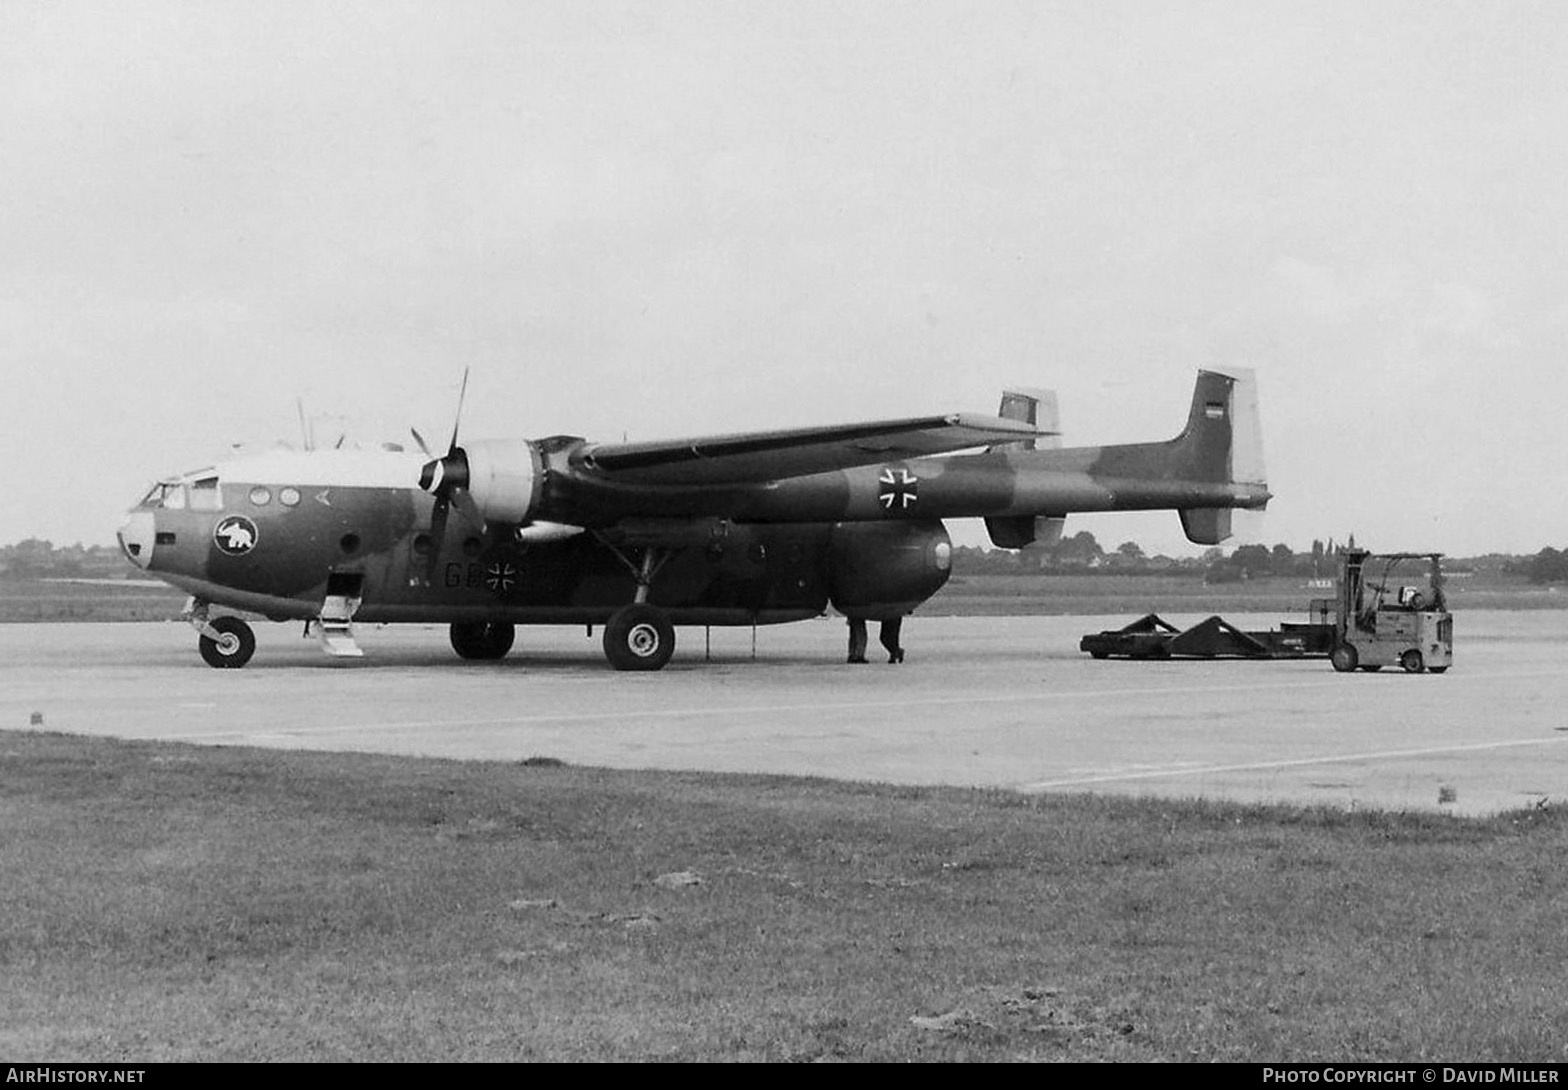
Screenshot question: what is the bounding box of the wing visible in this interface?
[578,413,1046,486]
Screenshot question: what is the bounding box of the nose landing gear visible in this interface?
[186,599,256,669]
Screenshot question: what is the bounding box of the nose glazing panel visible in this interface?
[117,510,156,569]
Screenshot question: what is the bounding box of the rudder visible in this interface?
[987,386,1066,548]
[1177,368,1268,545]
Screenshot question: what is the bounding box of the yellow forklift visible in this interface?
[1329,550,1453,674]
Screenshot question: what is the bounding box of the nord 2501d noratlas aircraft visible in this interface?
[117,369,1268,670]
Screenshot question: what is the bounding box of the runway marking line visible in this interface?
[1018,734,1568,790]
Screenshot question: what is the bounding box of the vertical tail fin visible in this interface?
[987,387,1066,548]
[990,387,1060,452]
[1176,368,1268,545]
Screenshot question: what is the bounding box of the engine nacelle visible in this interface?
[827,519,952,620]
[461,439,544,525]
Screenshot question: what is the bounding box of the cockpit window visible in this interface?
[141,472,220,511]
[189,476,222,512]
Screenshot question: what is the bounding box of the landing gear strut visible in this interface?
[597,541,677,671]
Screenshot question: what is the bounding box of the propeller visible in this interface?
[417,370,483,583]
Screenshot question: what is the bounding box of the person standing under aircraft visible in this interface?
[847,617,869,663]
[879,617,904,664]
[847,616,903,663]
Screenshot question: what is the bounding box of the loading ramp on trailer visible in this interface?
[1080,606,1335,661]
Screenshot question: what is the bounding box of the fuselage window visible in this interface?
[161,485,187,510]
[279,487,301,507]
[189,478,222,512]
[249,486,272,507]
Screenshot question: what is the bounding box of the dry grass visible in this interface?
[2,731,1565,1061]
[0,581,186,622]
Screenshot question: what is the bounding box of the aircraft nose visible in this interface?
[117,509,155,569]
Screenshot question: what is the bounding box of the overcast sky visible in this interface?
[4,1,1565,556]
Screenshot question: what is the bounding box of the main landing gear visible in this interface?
[599,541,678,671]
[602,603,676,671]
[450,621,515,660]
[186,599,256,669]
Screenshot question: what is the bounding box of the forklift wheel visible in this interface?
[1330,644,1358,673]
[1400,649,1425,674]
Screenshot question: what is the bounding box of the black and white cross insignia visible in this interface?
[878,466,919,510]
[485,561,518,593]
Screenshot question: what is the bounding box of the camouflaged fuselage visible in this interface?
[118,370,1266,628]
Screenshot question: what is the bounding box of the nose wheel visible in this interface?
[198,616,256,669]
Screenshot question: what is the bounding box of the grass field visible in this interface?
[2,731,1565,1062]
[0,581,188,623]
[1,571,1560,623]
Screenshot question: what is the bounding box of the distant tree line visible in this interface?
[0,536,1561,584]
[1505,547,1568,585]
[0,540,125,581]
[948,535,1556,583]
[951,533,1341,582]
[1202,541,1336,583]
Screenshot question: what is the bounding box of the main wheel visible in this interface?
[199,616,256,669]
[603,604,675,671]
[450,622,515,660]
[1329,643,1359,673]
[1400,649,1425,674]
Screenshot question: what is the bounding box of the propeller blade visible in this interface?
[447,367,470,454]
[424,496,450,586]
[450,488,485,530]
[415,369,483,575]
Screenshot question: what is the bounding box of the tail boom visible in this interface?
[725,369,1269,543]
[982,368,1270,542]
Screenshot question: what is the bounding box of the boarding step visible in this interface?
[311,593,364,657]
